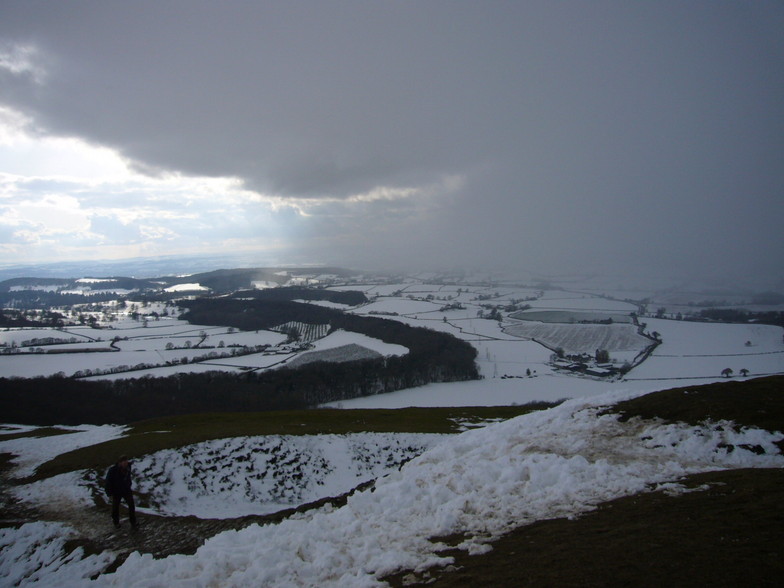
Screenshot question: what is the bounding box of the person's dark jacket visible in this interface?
[105,463,133,497]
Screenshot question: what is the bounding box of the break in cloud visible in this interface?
[0,1,782,282]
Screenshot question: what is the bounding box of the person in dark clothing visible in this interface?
[105,455,137,529]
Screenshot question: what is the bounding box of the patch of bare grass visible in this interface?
[610,375,784,432]
[387,468,784,587]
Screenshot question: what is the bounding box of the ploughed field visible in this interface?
[503,321,651,354]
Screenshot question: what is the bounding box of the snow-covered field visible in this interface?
[523,291,638,313]
[2,280,782,398]
[503,321,649,356]
[2,389,782,586]
[301,329,408,358]
[330,282,784,408]
[0,318,404,379]
[624,318,784,381]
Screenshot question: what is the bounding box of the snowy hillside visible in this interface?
[1,385,782,586]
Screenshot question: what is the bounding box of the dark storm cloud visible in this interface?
[1,1,782,279]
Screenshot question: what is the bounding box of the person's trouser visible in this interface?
[111,492,136,526]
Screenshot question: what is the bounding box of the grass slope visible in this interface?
[386,375,784,587]
[389,468,784,587]
[611,374,784,432]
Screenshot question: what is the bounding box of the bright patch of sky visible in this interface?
[0,102,457,269]
[0,106,305,265]
[0,42,46,84]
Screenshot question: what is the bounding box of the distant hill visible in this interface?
[0,266,365,308]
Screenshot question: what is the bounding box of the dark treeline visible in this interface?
[160,268,284,293]
[229,287,368,306]
[0,276,159,291]
[0,372,308,425]
[0,277,69,290]
[697,308,784,327]
[156,267,358,293]
[1,309,66,328]
[181,299,337,330]
[2,299,478,425]
[1,355,474,426]
[183,297,479,398]
[179,298,477,371]
[0,276,166,308]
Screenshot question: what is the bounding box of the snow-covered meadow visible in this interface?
[0,312,406,380]
[323,282,782,408]
[2,281,781,396]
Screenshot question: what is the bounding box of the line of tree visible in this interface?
[1,299,478,425]
[0,372,307,425]
[0,309,66,328]
[181,298,479,397]
[697,308,784,327]
[179,298,477,376]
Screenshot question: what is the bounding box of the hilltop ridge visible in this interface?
[1,377,782,586]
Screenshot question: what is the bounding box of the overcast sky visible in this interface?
[0,1,782,281]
